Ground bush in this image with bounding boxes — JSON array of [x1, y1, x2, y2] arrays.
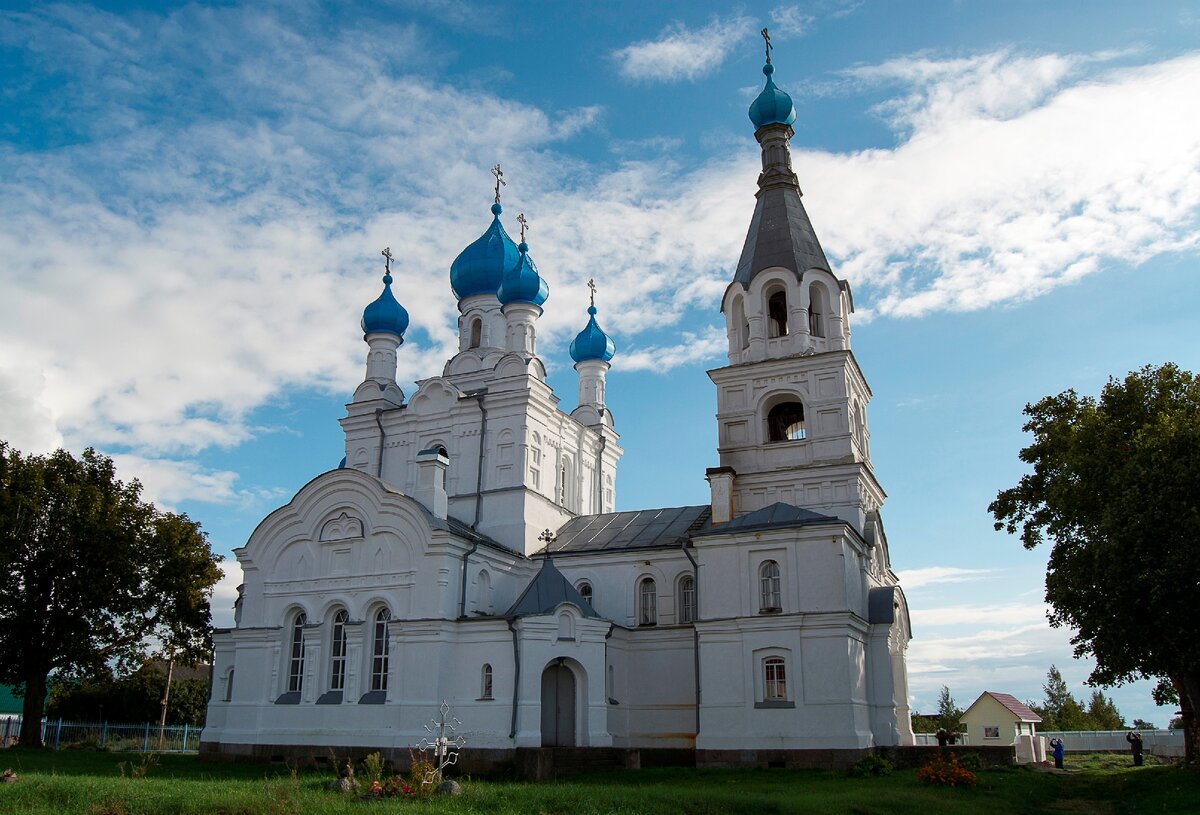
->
[[849, 754, 893, 777], [916, 752, 977, 787], [956, 752, 983, 772]]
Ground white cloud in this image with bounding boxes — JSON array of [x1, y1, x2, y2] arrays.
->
[[895, 566, 995, 589], [2, 7, 1198, 506], [210, 561, 244, 630], [613, 15, 754, 82], [770, 6, 816, 38]]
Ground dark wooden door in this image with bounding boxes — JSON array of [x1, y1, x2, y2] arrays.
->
[[540, 663, 576, 746]]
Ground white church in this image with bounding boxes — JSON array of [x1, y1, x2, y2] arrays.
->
[[201, 50, 914, 770]]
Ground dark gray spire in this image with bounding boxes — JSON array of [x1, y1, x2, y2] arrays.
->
[[732, 122, 831, 289]]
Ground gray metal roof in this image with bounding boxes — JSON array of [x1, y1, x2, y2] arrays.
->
[[506, 557, 600, 619], [732, 184, 831, 290], [548, 505, 712, 553], [693, 502, 838, 537]]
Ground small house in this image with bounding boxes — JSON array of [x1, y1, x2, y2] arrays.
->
[[961, 691, 1043, 763]]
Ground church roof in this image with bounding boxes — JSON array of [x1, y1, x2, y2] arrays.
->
[[549, 505, 711, 553], [506, 556, 600, 618], [731, 185, 831, 289], [692, 501, 838, 537]]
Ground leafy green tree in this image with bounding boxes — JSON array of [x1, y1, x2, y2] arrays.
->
[[990, 363, 1200, 764], [1131, 719, 1156, 730], [935, 685, 963, 734], [0, 443, 222, 746], [1084, 689, 1124, 730], [48, 662, 209, 725], [1030, 665, 1088, 731]]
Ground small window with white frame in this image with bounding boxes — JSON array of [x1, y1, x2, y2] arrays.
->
[[638, 577, 657, 626], [984, 726, 1000, 739], [577, 580, 593, 606], [678, 574, 696, 623], [764, 657, 787, 701], [759, 560, 781, 612], [480, 663, 493, 700]]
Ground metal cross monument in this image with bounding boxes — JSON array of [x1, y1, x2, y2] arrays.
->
[[492, 164, 505, 204], [517, 212, 529, 243], [381, 247, 393, 275], [761, 27, 772, 64], [417, 700, 466, 786], [587, 278, 597, 308]]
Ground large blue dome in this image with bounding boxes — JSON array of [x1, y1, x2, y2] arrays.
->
[[498, 242, 549, 307], [569, 306, 615, 363], [748, 63, 796, 129], [361, 273, 409, 338], [450, 203, 521, 300]]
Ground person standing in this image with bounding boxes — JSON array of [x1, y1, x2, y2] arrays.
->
[[1049, 737, 1065, 770], [1126, 731, 1144, 766]]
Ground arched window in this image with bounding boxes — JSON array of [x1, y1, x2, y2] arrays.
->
[[678, 574, 697, 623], [638, 578, 657, 626], [468, 317, 482, 349], [476, 569, 492, 614], [577, 580, 593, 606], [329, 609, 348, 691], [480, 664, 493, 700], [763, 657, 787, 701], [287, 612, 306, 693], [767, 402, 806, 441], [808, 283, 827, 337], [370, 608, 391, 692], [224, 668, 235, 702], [767, 289, 789, 338], [759, 561, 782, 612]]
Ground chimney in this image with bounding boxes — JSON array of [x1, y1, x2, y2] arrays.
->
[[415, 448, 449, 519], [705, 466, 736, 524]]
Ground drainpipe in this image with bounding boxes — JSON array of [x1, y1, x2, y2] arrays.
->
[[472, 393, 488, 528], [457, 539, 480, 619], [682, 541, 701, 736], [508, 617, 521, 739], [374, 408, 386, 478]]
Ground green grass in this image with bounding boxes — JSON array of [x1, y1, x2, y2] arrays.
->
[[0, 750, 1196, 815]]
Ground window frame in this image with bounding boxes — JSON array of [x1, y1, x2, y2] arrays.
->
[[638, 577, 657, 626], [678, 574, 697, 623], [759, 560, 782, 613], [287, 612, 307, 693], [329, 608, 348, 691], [370, 607, 391, 692], [480, 663, 494, 700]]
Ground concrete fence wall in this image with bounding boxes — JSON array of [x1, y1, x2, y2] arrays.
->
[[1040, 729, 1183, 757]]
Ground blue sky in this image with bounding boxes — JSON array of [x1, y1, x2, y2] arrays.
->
[[2, 0, 1198, 727]]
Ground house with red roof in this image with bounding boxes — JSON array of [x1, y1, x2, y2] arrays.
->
[[961, 691, 1045, 763]]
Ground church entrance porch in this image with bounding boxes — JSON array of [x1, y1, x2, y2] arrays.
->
[[540, 660, 577, 747]]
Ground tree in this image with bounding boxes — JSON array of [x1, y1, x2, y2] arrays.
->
[[1131, 719, 1157, 730], [990, 363, 1200, 765], [1030, 665, 1088, 731], [1084, 690, 1124, 731], [0, 443, 222, 747], [935, 685, 963, 734], [48, 661, 210, 726]]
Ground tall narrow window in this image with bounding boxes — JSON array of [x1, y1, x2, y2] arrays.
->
[[678, 575, 697, 623], [764, 657, 787, 700], [287, 612, 306, 693], [767, 290, 789, 338], [468, 317, 482, 349], [808, 283, 826, 337], [577, 581, 593, 605], [480, 664, 493, 700], [371, 608, 391, 692], [767, 402, 806, 441], [638, 578, 657, 626], [329, 609, 348, 691], [759, 561, 782, 612]]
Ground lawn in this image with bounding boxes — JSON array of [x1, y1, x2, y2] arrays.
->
[[0, 750, 1196, 815]]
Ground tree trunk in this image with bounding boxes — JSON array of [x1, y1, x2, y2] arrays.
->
[[1176, 672, 1199, 767], [18, 670, 47, 748]]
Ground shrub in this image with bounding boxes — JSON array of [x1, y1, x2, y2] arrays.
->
[[916, 752, 977, 787], [360, 751, 385, 788], [849, 754, 893, 777]]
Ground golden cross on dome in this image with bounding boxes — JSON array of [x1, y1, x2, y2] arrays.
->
[[491, 164, 505, 204], [517, 212, 529, 243], [587, 278, 597, 307], [381, 247, 393, 275], [761, 27, 772, 64]]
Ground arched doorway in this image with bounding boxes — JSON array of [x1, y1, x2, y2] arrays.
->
[[540, 660, 576, 747]]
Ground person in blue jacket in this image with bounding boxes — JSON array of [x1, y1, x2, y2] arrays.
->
[[1049, 737, 1065, 769]]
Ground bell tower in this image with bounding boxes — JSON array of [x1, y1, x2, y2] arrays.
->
[[707, 47, 881, 537]]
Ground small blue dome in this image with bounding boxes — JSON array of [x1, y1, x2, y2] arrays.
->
[[498, 241, 549, 307], [569, 305, 616, 363], [361, 273, 409, 338], [450, 202, 521, 299], [748, 63, 796, 129]]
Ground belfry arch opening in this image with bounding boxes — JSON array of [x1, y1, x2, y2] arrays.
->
[[767, 401, 806, 442], [767, 289, 788, 338], [468, 317, 483, 349]]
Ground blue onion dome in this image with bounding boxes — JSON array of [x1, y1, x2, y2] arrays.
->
[[497, 241, 549, 306], [361, 272, 409, 338], [748, 62, 796, 129], [450, 202, 521, 299], [569, 305, 616, 363]]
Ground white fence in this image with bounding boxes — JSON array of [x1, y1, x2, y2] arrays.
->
[[1040, 729, 1183, 757]]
